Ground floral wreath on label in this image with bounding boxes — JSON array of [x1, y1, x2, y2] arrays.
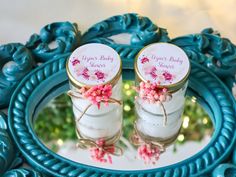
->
[[140, 55, 176, 84], [71, 57, 108, 82]]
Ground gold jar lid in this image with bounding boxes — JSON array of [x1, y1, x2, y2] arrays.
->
[[134, 43, 190, 92], [66, 43, 122, 88]]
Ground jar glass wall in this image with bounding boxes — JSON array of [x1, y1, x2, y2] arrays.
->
[[135, 82, 188, 141], [134, 43, 190, 144], [66, 43, 123, 143], [70, 78, 122, 140]]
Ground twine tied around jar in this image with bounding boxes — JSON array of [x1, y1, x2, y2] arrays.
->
[[76, 129, 123, 164], [67, 84, 123, 163], [67, 84, 122, 122], [130, 121, 179, 164], [133, 81, 172, 126]]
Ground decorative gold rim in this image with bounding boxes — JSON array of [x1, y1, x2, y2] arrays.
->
[[134, 42, 190, 92], [66, 44, 122, 89]]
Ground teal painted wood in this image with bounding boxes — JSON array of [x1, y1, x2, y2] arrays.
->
[[81, 13, 170, 46], [26, 22, 81, 62], [171, 28, 236, 78], [0, 22, 80, 109], [212, 163, 236, 177], [234, 144, 236, 165], [224, 76, 236, 92], [0, 13, 236, 176], [0, 112, 14, 174], [7, 55, 236, 177], [0, 112, 23, 175], [1, 14, 235, 109], [0, 43, 35, 108], [2, 168, 42, 177]]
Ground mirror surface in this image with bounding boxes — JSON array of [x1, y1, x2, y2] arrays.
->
[[34, 81, 213, 170]]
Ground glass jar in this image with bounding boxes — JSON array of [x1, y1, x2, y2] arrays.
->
[[66, 43, 122, 143], [134, 43, 190, 144]]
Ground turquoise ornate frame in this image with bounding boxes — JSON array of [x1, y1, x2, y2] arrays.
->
[[0, 14, 236, 176]]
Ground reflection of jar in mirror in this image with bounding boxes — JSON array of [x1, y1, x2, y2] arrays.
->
[[66, 43, 122, 143], [134, 43, 190, 144]]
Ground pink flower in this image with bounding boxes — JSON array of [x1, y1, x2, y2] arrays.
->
[[95, 71, 105, 80], [150, 67, 157, 79], [71, 58, 80, 66], [162, 71, 173, 81], [134, 81, 171, 104], [82, 68, 90, 80], [138, 144, 160, 164], [144, 66, 158, 79], [90, 139, 115, 164], [141, 57, 149, 64], [79, 84, 112, 109]]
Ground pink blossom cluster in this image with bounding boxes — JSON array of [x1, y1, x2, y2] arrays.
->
[[94, 70, 105, 80], [71, 58, 80, 66], [82, 68, 90, 80], [138, 144, 160, 164], [141, 57, 149, 64], [149, 67, 158, 79], [162, 71, 173, 81], [90, 139, 115, 164], [134, 81, 171, 104], [79, 84, 112, 109]]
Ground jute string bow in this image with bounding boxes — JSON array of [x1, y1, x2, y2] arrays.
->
[[68, 84, 122, 122], [76, 129, 123, 163]]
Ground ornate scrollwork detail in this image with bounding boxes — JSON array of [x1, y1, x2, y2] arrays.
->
[[0, 43, 35, 108], [2, 168, 42, 177], [7, 55, 236, 176], [171, 28, 236, 78], [26, 22, 81, 62], [1, 14, 236, 176], [0, 112, 22, 174], [233, 143, 236, 164], [212, 163, 236, 177], [81, 13, 169, 46]]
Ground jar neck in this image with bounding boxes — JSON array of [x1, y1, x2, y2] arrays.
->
[[69, 73, 122, 90], [135, 75, 188, 94]]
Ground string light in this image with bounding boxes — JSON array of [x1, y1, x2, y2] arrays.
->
[[124, 84, 130, 90], [57, 139, 64, 146], [183, 116, 190, 128], [177, 134, 185, 142], [203, 117, 208, 124], [124, 105, 131, 112], [126, 90, 132, 96], [191, 96, 197, 103]]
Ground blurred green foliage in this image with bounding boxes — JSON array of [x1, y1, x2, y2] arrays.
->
[[34, 94, 77, 142], [34, 81, 213, 151]]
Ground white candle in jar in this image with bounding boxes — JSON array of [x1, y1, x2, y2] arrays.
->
[[134, 43, 190, 141], [66, 43, 122, 140]]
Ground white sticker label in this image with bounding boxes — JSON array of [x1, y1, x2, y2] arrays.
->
[[68, 43, 121, 85], [136, 43, 190, 85]]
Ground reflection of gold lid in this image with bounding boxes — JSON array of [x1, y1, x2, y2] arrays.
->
[[134, 43, 190, 92], [66, 43, 122, 89]]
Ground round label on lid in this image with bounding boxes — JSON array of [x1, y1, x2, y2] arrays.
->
[[67, 43, 121, 86], [135, 43, 190, 86]]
